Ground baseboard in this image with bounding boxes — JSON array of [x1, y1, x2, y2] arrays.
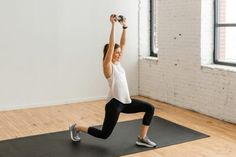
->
[[0, 96, 106, 111]]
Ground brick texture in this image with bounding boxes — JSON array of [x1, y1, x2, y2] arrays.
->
[[139, 0, 236, 123]]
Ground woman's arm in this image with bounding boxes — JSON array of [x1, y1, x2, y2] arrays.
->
[[119, 18, 127, 52], [103, 14, 116, 79]]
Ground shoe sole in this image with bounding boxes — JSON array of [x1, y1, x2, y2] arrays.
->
[[136, 141, 156, 148], [69, 125, 80, 142]]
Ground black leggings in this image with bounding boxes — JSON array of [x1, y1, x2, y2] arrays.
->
[[87, 98, 155, 139]]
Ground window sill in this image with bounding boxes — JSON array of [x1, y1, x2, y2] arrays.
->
[[140, 56, 159, 64], [201, 64, 236, 73], [144, 56, 158, 60]]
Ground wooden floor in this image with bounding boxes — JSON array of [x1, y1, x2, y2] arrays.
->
[[0, 96, 236, 157]]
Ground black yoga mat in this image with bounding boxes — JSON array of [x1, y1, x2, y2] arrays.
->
[[0, 116, 209, 157]]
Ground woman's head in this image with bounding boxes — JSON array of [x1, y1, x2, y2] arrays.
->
[[103, 43, 121, 62]]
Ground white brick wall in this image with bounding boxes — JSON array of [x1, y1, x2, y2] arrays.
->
[[139, 0, 236, 123]]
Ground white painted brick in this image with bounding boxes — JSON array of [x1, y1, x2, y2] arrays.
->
[[139, 0, 236, 123]]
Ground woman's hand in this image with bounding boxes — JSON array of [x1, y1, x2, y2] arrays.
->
[[119, 18, 127, 27], [110, 14, 116, 25]]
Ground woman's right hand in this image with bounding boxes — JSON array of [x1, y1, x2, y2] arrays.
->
[[110, 14, 116, 25], [119, 17, 127, 27]]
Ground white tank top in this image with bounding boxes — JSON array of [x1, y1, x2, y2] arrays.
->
[[106, 62, 132, 104]]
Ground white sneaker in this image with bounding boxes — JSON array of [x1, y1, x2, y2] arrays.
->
[[136, 136, 157, 148], [69, 123, 81, 142]]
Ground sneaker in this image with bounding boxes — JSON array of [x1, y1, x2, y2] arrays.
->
[[136, 136, 157, 148], [69, 123, 81, 142]]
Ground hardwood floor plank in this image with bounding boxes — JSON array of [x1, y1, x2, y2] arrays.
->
[[0, 96, 236, 157]]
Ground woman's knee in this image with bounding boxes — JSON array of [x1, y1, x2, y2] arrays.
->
[[147, 104, 155, 115], [100, 130, 112, 139]]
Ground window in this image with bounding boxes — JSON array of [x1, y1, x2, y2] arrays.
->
[[150, 0, 158, 57], [214, 0, 236, 66]]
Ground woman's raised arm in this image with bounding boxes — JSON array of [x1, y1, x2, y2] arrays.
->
[[103, 14, 116, 79]]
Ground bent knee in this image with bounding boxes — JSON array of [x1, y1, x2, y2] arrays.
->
[[100, 129, 113, 139], [147, 104, 155, 115], [100, 133, 111, 139]]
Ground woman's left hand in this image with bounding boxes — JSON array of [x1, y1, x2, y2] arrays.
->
[[119, 18, 127, 27]]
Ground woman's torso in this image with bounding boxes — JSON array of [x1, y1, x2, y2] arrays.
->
[[106, 62, 131, 104]]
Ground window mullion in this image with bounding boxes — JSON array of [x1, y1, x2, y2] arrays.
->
[[216, 24, 236, 27]]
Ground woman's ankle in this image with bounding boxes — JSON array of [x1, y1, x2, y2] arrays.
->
[[76, 125, 88, 133], [139, 135, 147, 139]]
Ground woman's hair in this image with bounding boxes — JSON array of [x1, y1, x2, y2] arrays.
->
[[103, 43, 120, 60]]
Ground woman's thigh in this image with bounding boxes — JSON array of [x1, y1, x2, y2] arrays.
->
[[121, 99, 153, 114]]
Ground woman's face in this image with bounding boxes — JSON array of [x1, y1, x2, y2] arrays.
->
[[112, 47, 121, 62]]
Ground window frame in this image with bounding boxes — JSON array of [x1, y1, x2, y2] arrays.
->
[[150, 0, 158, 57], [214, 0, 236, 66]]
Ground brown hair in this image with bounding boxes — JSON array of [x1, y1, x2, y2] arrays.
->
[[103, 43, 120, 60]]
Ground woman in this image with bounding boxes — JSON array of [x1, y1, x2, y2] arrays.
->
[[69, 14, 157, 148]]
